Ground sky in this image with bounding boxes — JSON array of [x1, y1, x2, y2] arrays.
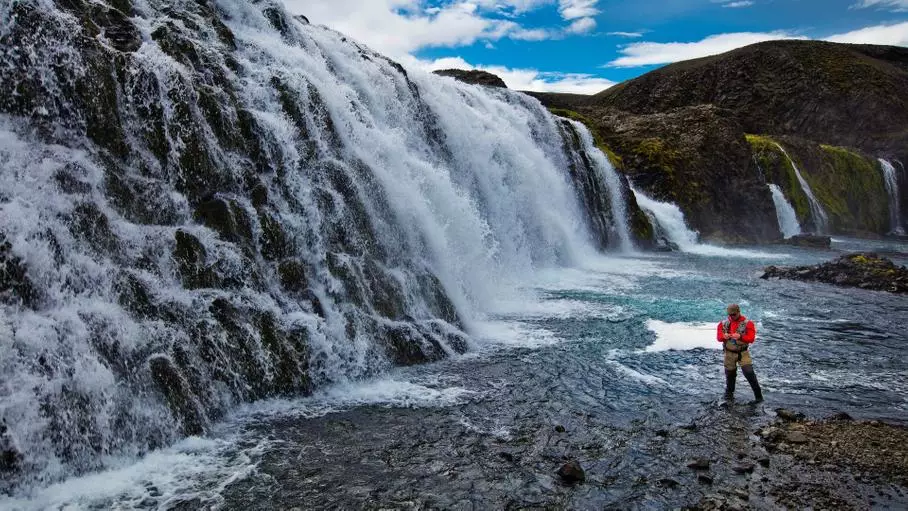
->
[[283, 0, 908, 94]]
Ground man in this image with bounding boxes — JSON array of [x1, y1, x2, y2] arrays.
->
[[717, 304, 763, 402]]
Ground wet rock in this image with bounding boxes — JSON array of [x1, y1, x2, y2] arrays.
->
[[732, 462, 755, 474], [779, 234, 831, 248], [656, 477, 680, 488], [655, 429, 669, 437], [0, 421, 22, 473], [433, 69, 507, 88], [173, 230, 217, 289], [757, 456, 770, 467], [775, 408, 806, 422], [556, 460, 586, 483], [761, 253, 908, 294], [828, 411, 853, 421], [698, 474, 714, 485], [687, 458, 711, 470], [0, 235, 40, 308], [148, 355, 205, 435], [96, 6, 142, 52], [785, 431, 809, 444], [194, 197, 254, 247], [554, 425, 566, 433], [278, 259, 309, 293]]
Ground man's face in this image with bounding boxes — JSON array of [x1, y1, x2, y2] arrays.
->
[[727, 308, 740, 319]]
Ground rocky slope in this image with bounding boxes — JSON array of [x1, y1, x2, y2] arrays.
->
[[528, 40, 908, 241]]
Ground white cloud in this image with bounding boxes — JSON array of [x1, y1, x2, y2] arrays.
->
[[850, 0, 908, 11], [558, 0, 600, 20], [723, 1, 755, 7], [825, 21, 908, 45], [606, 31, 803, 67], [417, 55, 616, 94], [607, 31, 643, 38], [566, 16, 597, 34]]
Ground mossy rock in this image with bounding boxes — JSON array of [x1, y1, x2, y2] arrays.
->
[[747, 134, 812, 224]]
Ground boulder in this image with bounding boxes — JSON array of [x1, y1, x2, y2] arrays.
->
[[556, 460, 586, 483], [781, 234, 832, 248], [433, 69, 507, 88], [762, 253, 908, 294]]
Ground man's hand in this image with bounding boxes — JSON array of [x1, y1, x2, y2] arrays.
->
[[731, 333, 741, 341], [723, 333, 731, 340]]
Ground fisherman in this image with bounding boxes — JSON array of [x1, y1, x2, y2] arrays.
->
[[717, 303, 763, 402]]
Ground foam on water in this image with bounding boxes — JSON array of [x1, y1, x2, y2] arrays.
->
[[644, 320, 721, 352]]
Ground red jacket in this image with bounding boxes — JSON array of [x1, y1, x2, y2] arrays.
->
[[716, 315, 756, 344]]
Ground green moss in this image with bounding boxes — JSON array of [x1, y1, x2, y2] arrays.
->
[[812, 144, 887, 233], [548, 108, 623, 169], [746, 135, 811, 223]]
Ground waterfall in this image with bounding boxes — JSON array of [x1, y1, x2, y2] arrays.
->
[[878, 159, 905, 235], [774, 143, 829, 234], [631, 190, 700, 250], [0, 0, 634, 491], [768, 184, 802, 238], [556, 118, 635, 252]]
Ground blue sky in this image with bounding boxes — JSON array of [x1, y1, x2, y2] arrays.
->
[[287, 0, 908, 93]]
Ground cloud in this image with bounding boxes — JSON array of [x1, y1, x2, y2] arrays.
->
[[566, 17, 597, 34], [825, 21, 908, 45], [606, 31, 802, 67], [607, 31, 643, 38], [558, 0, 600, 20], [722, 1, 755, 7], [850, 0, 908, 11], [418, 55, 616, 94]]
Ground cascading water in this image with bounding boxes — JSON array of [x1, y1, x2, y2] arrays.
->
[[632, 190, 699, 250], [774, 143, 829, 234], [878, 158, 905, 235], [565, 119, 635, 252], [0, 0, 637, 493], [768, 184, 802, 238]]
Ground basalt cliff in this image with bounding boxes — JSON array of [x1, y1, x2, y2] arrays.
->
[[529, 40, 908, 242]]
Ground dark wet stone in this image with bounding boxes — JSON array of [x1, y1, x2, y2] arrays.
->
[[148, 355, 205, 435], [828, 412, 854, 421], [194, 197, 253, 246], [0, 235, 40, 308], [687, 458, 711, 470], [776, 408, 806, 422], [761, 253, 908, 294], [556, 460, 585, 483], [0, 421, 22, 473], [655, 429, 670, 437], [698, 474, 714, 485], [757, 456, 770, 467], [779, 234, 832, 248], [785, 431, 809, 444], [96, 6, 142, 52], [656, 477, 680, 488], [554, 425, 566, 433], [498, 452, 515, 462], [732, 463, 755, 474]]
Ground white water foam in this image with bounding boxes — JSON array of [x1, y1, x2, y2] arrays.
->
[[768, 184, 802, 238], [644, 320, 721, 352]]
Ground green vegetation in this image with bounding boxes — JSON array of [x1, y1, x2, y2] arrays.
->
[[746, 135, 811, 223], [813, 144, 887, 233], [548, 108, 623, 169]]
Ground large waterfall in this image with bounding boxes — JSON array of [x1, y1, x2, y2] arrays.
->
[[0, 0, 639, 492], [879, 158, 905, 235], [774, 143, 829, 234], [768, 184, 802, 238]]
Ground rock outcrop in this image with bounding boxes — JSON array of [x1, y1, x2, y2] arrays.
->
[[761, 252, 908, 293], [433, 69, 507, 88]]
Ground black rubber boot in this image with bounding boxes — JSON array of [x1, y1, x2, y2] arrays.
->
[[741, 365, 763, 402], [724, 369, 737, 400]]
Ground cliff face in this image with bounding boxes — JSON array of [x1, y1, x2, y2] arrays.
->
[[530, 40, 908, 240], [592, 40, 908, 160]]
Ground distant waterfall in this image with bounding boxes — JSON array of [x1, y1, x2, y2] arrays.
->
[[768, 184, 802, 238], [632, 190, 699, 250], [879, 159, 905, 235], [0, 0, 629, 491], [774, 143, 829, 233]]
